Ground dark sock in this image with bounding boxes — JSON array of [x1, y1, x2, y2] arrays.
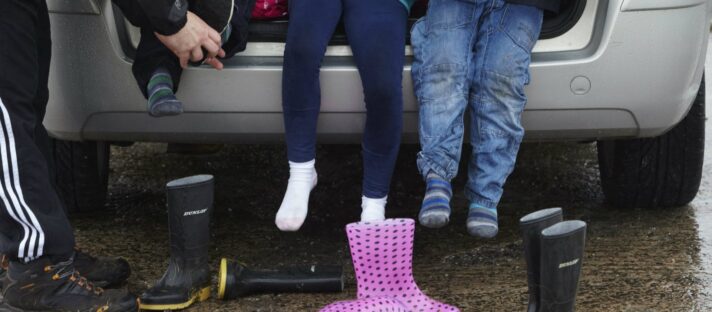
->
[[418, 172, 452, 229], [147, 68, 183, 117]]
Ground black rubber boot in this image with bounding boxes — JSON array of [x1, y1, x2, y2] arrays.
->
[[539, 220, 587, 312], [519, 208, 564, 312], [139, 175, 214, 311], [0, 257, 137, 312], [217, 258, 344, 300], [73, 249, 131, 288]]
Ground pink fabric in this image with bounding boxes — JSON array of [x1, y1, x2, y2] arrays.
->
[[320, 219, 459, 312], [251, 0, 288, 20]]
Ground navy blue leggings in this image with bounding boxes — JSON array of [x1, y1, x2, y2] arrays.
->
[[282, 0, 407, 198]]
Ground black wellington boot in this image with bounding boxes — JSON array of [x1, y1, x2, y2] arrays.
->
[[217, 258, 344, 300], [519, 208, 563, 312], [139, 175, 214, 311], [539, 220, 587, 312]]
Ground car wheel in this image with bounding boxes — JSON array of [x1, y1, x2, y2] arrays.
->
[[51, 139, 110, 213], [597, 76, 705, 209]]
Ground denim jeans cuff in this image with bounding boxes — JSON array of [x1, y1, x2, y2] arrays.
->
[[464, 189, 498, 210], [416, 154, 457, 181]]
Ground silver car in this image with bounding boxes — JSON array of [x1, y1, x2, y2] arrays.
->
[[46, 0, 712, 212]]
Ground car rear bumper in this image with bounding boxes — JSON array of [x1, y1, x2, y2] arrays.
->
[[44, 0, 710, 143]]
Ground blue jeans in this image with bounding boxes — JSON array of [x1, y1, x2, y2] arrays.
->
[[411, 0, 543, 209], [282, 0, 407, 198]]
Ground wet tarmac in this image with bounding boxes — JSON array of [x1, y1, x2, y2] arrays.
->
[[69, 42, 712, 311]]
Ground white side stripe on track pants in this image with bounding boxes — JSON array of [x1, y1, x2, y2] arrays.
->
[[0, 97, 45, 262]]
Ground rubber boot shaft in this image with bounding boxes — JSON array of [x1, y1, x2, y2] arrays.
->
[[220, 259, 343, 300], [140, 175, 214, 310], [539, 220, 587, 312], [519, 208, 563, 312], [320, 219, 459, 312], [167, 175, 213, 263]]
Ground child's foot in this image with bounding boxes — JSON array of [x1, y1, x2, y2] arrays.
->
[[275, 160, 317, 231], [467, 203, 499, 238], [147, 68, 183, 117], [360, 196, 386, 222], [418, 172, 452, 229]]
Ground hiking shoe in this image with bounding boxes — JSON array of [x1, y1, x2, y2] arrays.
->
[[0, 257, 137, 312], [73, 249, 131, 288]]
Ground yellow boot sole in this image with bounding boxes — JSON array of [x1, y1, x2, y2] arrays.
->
[[217, 258, 228, 300], [139, 286, 211, 311]]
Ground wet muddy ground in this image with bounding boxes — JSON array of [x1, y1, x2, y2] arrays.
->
[[69, 45, 712, 311]]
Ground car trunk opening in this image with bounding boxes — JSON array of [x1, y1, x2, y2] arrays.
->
[[247, 0, 588, 44]]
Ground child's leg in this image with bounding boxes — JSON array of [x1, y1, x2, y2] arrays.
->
[[467, 2, 543, 238], [132, 27, 184, 117], [276, 0, 342, 231], [411, 0, 482, 228], [342, 0, 408, 221]]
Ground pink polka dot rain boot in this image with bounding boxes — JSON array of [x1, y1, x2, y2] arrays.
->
[[320, 218, 459, 312]]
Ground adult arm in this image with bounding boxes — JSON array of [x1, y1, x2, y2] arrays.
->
[[137, 0, 225, 68], [137, 0, 189, 36]]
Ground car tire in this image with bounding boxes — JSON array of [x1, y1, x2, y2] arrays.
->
[[51, 139, 110, 213], [597, 77, 705, 209]]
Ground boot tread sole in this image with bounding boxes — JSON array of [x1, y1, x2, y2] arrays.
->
[[138, 287, 210, 311]]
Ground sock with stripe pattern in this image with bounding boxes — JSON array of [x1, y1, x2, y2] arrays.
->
[[467, 203, 498, 238], [418, 171, 452, 229], [146, 68, 183, 117]]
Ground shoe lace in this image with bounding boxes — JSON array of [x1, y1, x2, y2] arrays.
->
[[44, 259, 103, 295]]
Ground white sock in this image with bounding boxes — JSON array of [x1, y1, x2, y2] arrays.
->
[[361, 196, 387, 222], [275, 160, 318, 231]]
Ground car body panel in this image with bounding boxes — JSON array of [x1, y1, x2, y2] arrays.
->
[[44, 0, 712, 143]]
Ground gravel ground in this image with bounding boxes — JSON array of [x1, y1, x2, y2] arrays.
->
[[70, 138, 711, 311]]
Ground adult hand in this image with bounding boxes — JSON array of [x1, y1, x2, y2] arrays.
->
[[155, 11, 226, 69]]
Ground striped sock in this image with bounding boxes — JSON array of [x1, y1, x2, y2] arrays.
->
[[467, 203, 498, 238], [418, 172, 452, 229], [147, 68, 183, 117]]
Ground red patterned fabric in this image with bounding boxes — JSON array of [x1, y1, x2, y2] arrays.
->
[[251, 0, 288, 20]]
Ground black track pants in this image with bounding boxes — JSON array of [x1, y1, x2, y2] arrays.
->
[[0, 0, 75, 263]]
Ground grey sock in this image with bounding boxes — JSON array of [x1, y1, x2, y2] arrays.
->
[[147, 68, 183, 117], [467, 203, 498, 238], [418, 172, 452, 229]]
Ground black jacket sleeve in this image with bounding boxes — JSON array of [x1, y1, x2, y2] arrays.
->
[[137, 0, 189, 36]]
